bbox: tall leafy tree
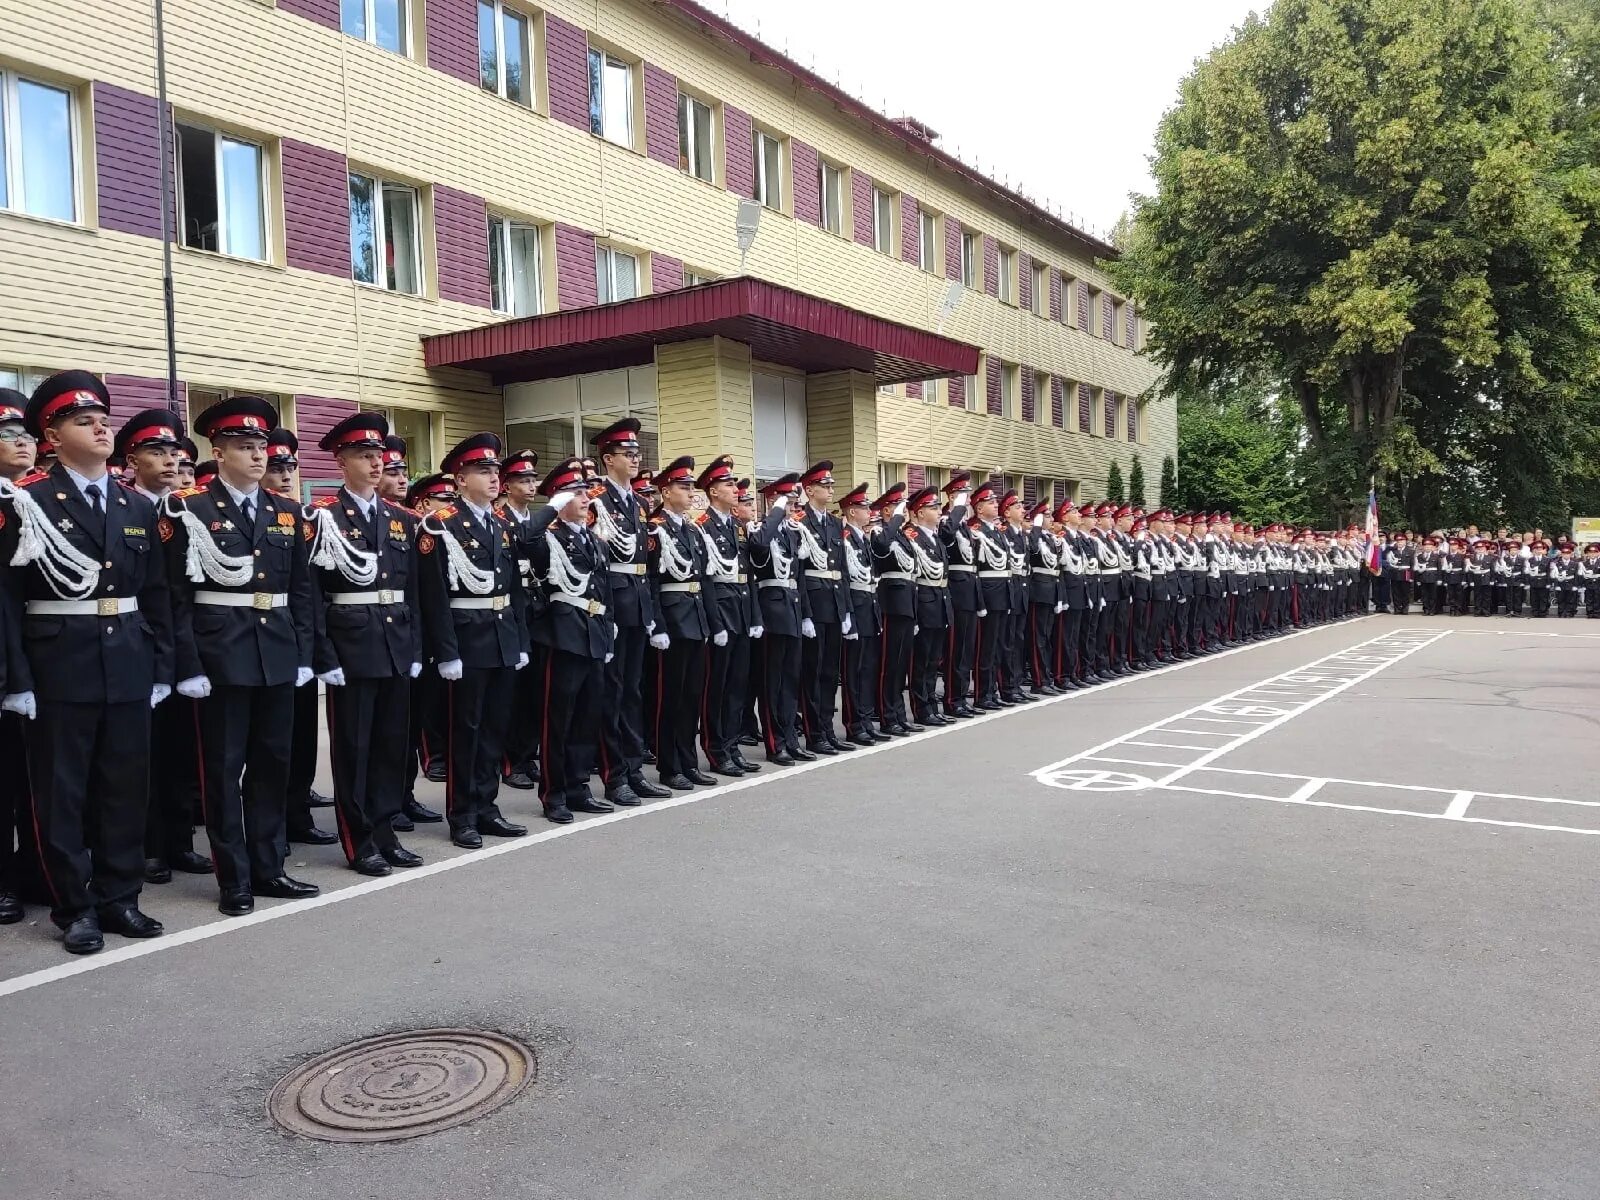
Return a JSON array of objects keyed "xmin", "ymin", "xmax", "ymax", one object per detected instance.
[{"xmin": 1169, "ymin": 376, "xmax": 1316, "ymax": 525}]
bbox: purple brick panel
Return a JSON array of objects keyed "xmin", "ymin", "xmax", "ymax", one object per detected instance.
[
  {"xmin": 282, "ymin": 139, "xmax": 351, "ymax": 277},
  {"xmin": 900, "ymin": 194, "xmax": 919, "ymax": 265},
  {"xmin": 1049, "ymin": 270, "xmax": 1063, "ymax": 321},
  {"xmin": 1076, "ymin": 280, "xmax": 1090, "ymax": 332},
  {"xmin": 434, "ymin": 185, "xmax": 491, "ymax": 307},
  {"xmin": 982, "ymin": 235, "xmax": 998, "ymax": 297},
  {"xmin": 906, "ymin": 464, "xmax": 926, "ymax": 488},
  {"xmin": 294, "ymin": 395, "xmax": 361, "ymax": 486},
  {"xmin": 1053, "ymin": 480, "xmax": 1066, "ymax": 506},
  {"xmin": 905, "ymin": 381, "xmax": 922, "ymax": 399},
  {"xmin": 278, "ymin": 0, "xmax": 340, "ymax": 29},
  {"xmin": 425, "ymin": 0, "xmax": 479, "ymax": 86},
  {"xmin": 790, "ymin": 140, "xmax": 820, "ymax": 225},
  {"xmin": 1077, "ymin": 383, "xmax": 1092, "ymax": 431},
  {"xmin": 1023, "ymin": 476, "xmax": 1038, "ymax": 506},
  {"xmin": 643, "ymin": 63, "xmax": 678, "ymax": 167},
  {"xmin": 545, "ymin": 15, "xmax": 591, "ymax": 130},
  {"xmin": 651, "ymin": 253, "xmax": 683, "ymax": 294},
  {"xmin": 1103, "ymin": 296, "xmax": 1116, "ymax": 340},
  {"xmin": 1017, "ymin": 252, "xmax": 1032, "ymax": 312},
  {"xmin": 851, "ymin": 170, "xmax": 874, "ymax": 247},
  {"xmin": 1104, "ymin": 391, "xmax": 1117, "ymax": 438},
  {"xmin": 555, "ymin": 223, "xmax": 598, "ymax": 309},
  {"xmin": 985, "ymin": 359, "xmax": 1001, "ymax": 416},
  {"xmin": 944, "ymin": 215, "xmax": 962, "ymax": 280},
  {"xmin": 1050, "ymin": 377, "xmax": 1064, "ymax": 428},
  {"xmin": 1020, "ymin": 367, "xmax": 1035, "ymax": 423},
  {"xmin": 107, "ymin": 375, "xmax": 186, "ymax": 425},
  {"xmin": 1126, "ymin": 303, "xmax": 1139, "ymax": 348},
  {"xmin": 93, "ymin": 84, "xmax": 169, "ymax": 239},
  {"xmin": 947, "ymin": 375, "xmax": 965, "ymax": 408},
  {"xmin": 723, "ymin": 105, "xmax": 755, "ymax": 199}
]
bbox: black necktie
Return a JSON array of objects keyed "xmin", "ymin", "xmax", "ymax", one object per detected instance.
[
  {"xmin": 85, "ymin": 483, "xmax": 103, "ymax": 517},
  {"xmin": 242, "ymin": 497, "xmax": 255, "ymax": 528}
]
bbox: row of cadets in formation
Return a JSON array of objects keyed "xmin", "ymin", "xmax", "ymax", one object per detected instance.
[{"xmin": 1379, "ymin": 533, "xmax": 1599, "ymax": 617}]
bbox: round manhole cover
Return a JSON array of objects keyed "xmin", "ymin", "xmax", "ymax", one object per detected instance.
[{"xmin": 268, "ymin": 1029, "xmax": 535, "ymax": 1143}]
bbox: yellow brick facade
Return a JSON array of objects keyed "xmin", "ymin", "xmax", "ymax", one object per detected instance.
[{"xmin": 0, "ymin": 0, "xmax": 1169, "ymax": 494}]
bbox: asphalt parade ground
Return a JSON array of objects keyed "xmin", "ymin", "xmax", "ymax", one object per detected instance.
[{"xmin": 2, "ymin": 614, "xmax": 1597, "ymax": 1199}]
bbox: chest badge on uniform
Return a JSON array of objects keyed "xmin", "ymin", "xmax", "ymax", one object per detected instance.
[
  {"xmin": 418, "ymin": 534, "xmax": 435, "ymax": 555},
  {"xmin": 278, "ymin": 512, "xmax": 294, "ymax": 527},
  {"xmin": 58, "ymin": 517, "xmax": 73, "ymax": 532}
]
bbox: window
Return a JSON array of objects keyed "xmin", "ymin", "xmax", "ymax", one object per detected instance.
[
  {"xmin": 188, "ymin": 388, "xmax": 283, "ymax": 455},
  {"xmin": 1104, "ymin": 389, "xmax": 1117, "ymax": 438},
  {"xmin": 488, "ymin": 214, "xmax": 543, "ymax": 317},
  {"xmin": 918, "ymin": 208, "xmax": 937, "ymax": 273},
  {"xmin": 962, "ymin": 367, "xmax": 979, "ymax": 412},
  {"xmin": 960, "ymin": 230, "xmax": 978, "ymax": 289},
  {"xmin": 176, "ymin": 123, "xmax": 267, "ymax": 261},
  {"xmin": 1128, "ymin": 398, "xmax": 1140, "ymax": 443},
  {"xmin": 0, "ymin": 72, "xmax": 77, "ymax": 222},
  {"xmin": 922, "ymin": 378, "xmax": 940, "ymax": 405},
  {"xmin": 872, "ymin": 186, "xmax": 894, "ymax": 255},
  {"xmin": 594, "ymin": 245, "xmax": 638, "ymax": 303},
  {"xmin": 1086, "ymin": 288, "xmax": 1101, "ymax": 336},
  {"xmin": 678, "ymin": 92, "xmax": 714, "ymax": 182},
  {"xmin": 341, "ymin": 0, "xmax": 409, "ymax": 55},
  {"xmin": 378, "ymin": 406, "xmax": 437, "ymax": 477},
  {"xmin": 683, "ymin": 267, "xmax": 717, "ymax": 286},
  {"xmin": 1034, "ymin": 371, "xmax": 1050, "ymax": 425},
  {"xmin": 478, "ymin": 1, "xmax": 532, "ymax": 106},
  {"xmin": 753, "ymin": 130, "xmax": 783, "ymax": 212},
  {"xmin": 1031, "ymin": 264, "xmax": 1047, "ymax": 316},
  {"xmin": 1061, "ymin": 275, "xmax": 1075, "ymax": 325},
  {"xmin": 588, "ymin": 48, "xmax": 634, "ymax": 148},
  {"xmin": 0, "ymin": 365, "xmax": 50, "ymax": 396},
  {"xmin": 998, "ymin": 247, "xmax": 1016, "ymax": 304},
  {"xmin": 818, "ymin": 160, "xmax": 843, "ymax": 235},
  {"xmin": 349, "ymin": 172, "xmax": 422, "ymax": 295},
  {"xmin": 1001, "ymin": 363, "xmax": 1018, "ymax": 419}
]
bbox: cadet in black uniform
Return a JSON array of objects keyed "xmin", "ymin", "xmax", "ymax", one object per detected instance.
[
  {"xmin": 838, "ymin": 482, "xmax": 884, "ymax": 743},
  {"xmin": 1552, "ymin": 541, "xmax": 1581, "ymax": 617},
  {"xmin": 0, "ymin": 373, "xmax": 174, "ymax": 952},
  {"xmin": 748, "ymin": 474, "xmax": 812, "ymax": 763},
  {"xmin": 937, "ymin": 473, "xmax": 978, "ymax": 718},
  {"xmin": 400, "ymin": 474, "xmax": 455, "ymax": 824},
  {"xmin": 1384, "ymin": 533, "xmax": 1416, "ymax": 614},
  {"xmin": 870, "ymin": 483, "xmax": 917, "ymax": 734},
  {"xmin": 1527, "ymin": 539, "xmax": 1552, "ymax": 617},
  {"xmin": 905, "ymin": 487, "xmax": 953, "ymax": 725},
  {"xmin": 1024, "ymin": 499, "xmax": 1061, "ymax": 694},
  {"xmin": 696, "ymin": 456, "xmax": 761, "ymax": 776},
  {"xmin": 0, "ymin": 390, "xmax": 36, "ymax": 924},
  {"xmin": 967, "ymin": 481, "xmax": 1012, "ymax": 707},
  {"xmin": 379, "ymin": 434, "xmax": 409, "ymax": 504},
  {"xmin": 164, "ymin": 395, "xmax": 317, "ymax": 916},
  {"xmin": 417, "ymin": 433, "xmax": 530, "ymax": 847},
  {"xmin": 496, "ymin": 450, "xmax": 543, "ymax": 793},
  {"xmin": 795, "ymin": 461, "xmax": 853, "ymax": 755},
  {"xmin": 309, "ymin": 413, "xmax": 425, "ymax": 875}
]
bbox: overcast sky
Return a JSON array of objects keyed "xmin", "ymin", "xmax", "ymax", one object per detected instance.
[{"xmin": 717, "ymin": 0, "xmax": 1263, "ymax": 239}]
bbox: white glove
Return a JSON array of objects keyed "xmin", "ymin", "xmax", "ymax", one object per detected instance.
[
  {"xmin": 515, "ymin": 652, "xmax": 529, "ymax": 671},
  {"xmin": 913, "ymin": 625, "xmax": 920, "ymax": 636},
  {"xmin": 317, "ymin": 668, "xmax": 346, "ymax": 687},
  {"xmin": 149, "ymin": 683, "xmax": 172, "ymax": 709},
  {"xmin": 1099, "ymin": 597, "xmax": 1108, "ymax": 610},
  {"xmin": 772, "ymin": 494, "xmax": 789, "ymax": 511},
  {"xmin": 978, "ymin": 609, "xmax": 987, "ymax": 618},
  {"xmin": 176, "ymin": 675, "xmax": 212, "ymax": 699},
  {"xmin": 410, "ymin": 661, "xmax": 422, "ymax": 678},
  {"xmin": 800, "ymin": 618, "xmax": 817, "ymax": 639},
  {"xmin": 713, "ymin": 630, "xmax": 729, "ymax": 647},
  {"xmin": 1032, "ymin": 514, "xmax": 1045, "ymax": 528},
  {"xmin": 604, "ymin": 652, "xmax": 614, "ymax": 664},
  {"xmin": 1055, "ymin": 601, "xmax": 1065, "ymax": 614},
  {"xmin": 841, "ymin": 612, "xmax": 853, "ymax": 636},
  {"xmin": 844, "ymin": 630, "xmax": 859, "ymax": 641},
  {"xmin": 546, "ymin": 489, "xmax": 579, "ymax": 511},
  {"xmin": 649, "ymin": 633, "xmax": 670, "ymax": 651},
  {"xmin": 295, "ymin": 666, "xmax": 314, "ymax": 688},
  {"xmin": 438, "ymin": 659, "xmax": 464, "ymax": 681},
  {"xmin": 2, "ymin": 692, "xmax": 36, "ymax": 720},
  {"xmin": 892, "ymin": 500, "xmax": 907, "ymax": 518},
  {"xmin": 748, "ymin": 625, "xmax": 764, "ymax": 639},
  {"xmin": 954, "ymin": 491, "xmax": 970, "ymax": 508}
]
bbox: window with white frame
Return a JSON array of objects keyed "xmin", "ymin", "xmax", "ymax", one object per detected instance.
[
  {"xmin": 348, "ymin": 172, "xmax": 422, "ymax": 295},
  {"xmin": 918, "ymin": 208, "xmax": 937, "ymax": 273},
  {"xmin": 683, "ymin": 267, "xmax": 717, "ymax": 286},
  {"xmin": 488, "ymin": 214, "xmax": 543, "ymax": 317},
  {"xmin": 872, "ymin": 186, "xmax": 894, "ymax": 255},
  {"xmin": 1001, "ymin": 362, "xmax": 1018, "ymax": 418},
  {"xmin": 960, "ymin": 230, "xmax": 978, "ymax": 289},
  {"xmin": 998, "ymin": 247, "xmax": 1016, "ymax": 304},
  {"xmin": 962, "ymin": 365, "xmax": 979, "ymax": 411},
  {"xmin": 678, "ymin": 92, "xmax": 714, "ymax": 182},
  {"xmin": 594, "ymin": 245, "xmax": 638, "ymax": 304},
  {"xmin": 922, "ymin": 378, "xmax": 940, "ymax": 404},
  {"xmin": 1031, "ymin": 263, "xmax": 1047, "ymax": 316},
  {"xmin": 753, "ymin": 129, "xmax": 783, "ymax": 212},
  {"xmin": 478, "ymin": 1, "xmax": 532, "ymax": 106},
  {"xmin": 0, "ymin": 72, "xmax": 77, "ymax": 223},
  {"xmin": 176, "ymin": 123, "xmax": 267, "ymax": 261},
  {"xmin": 341, "ymin": 0, "xmax": 409, "ymax": 55},
  {"xmin": 588, "ymin": 48, "xmax": 634, "ymax": 148},
  {"xmin": 0, "ymin": 365, "xmax": 50, "ymax": 397},
  {"xmin": 818, "ymin": 160, "xmax": 843, "ymax": 235},
  {"xmin": 1034, "ymin": 371, "xmax": 1050, "ymax": 424}
]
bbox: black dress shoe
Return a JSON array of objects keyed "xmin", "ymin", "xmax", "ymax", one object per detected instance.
[
  {"xmin": 381, "ymin": 845, "xmax": 424, "ymax": 869},
  {"xmin": 351, "ymin": 854, "xmax": 392, "ymax": 877},
  {"xmin": 218, "ymin": 891, "xmax": 254, "ymax": 917},
  {"xmin": 144, "ymin": 857, "xmax": 173, "ymax": 885},
  {"xmin": 404, "ymin": 796, "xmax": 443, "ymax": 822},
  {"xmin": 869, "ymin": 727, "xmax": 893, "ymax": 741},
  {"xmin": 876, "ymin": 724, "xmax": 901, "ymax": 738},
  {"xmin": 569, "ymin": 794, "xmax": 614, "ymax": 814},
  {"xmin": 62, "ymin": 914, "xmax": 104, "ymax": 955},
  {"xmin": 826, "ymin": 734, "xmax": 856, "ymax": 752},
  {"xmin": 920, "ymin": 713, "xmax": 951, "ymax": 727},
  {"xmin": 500, "ymin": 770, "xmax": 537, "ymax": 790},
  {"xmin": 0, "ymin": 892, "xmax": 21, "ymax": 924},
  {"xmin": 308, "ymin": 789, "xmax": 334, "ymax": 808},
  {"xmin": 708, "ymin": 759, "xmax": 746, "ymax": 777},
  {"xmin": 789, "ymin": 745, "xmax": 818, "ymax": 762},
  {"xmin": 738, "ymin": 733, "xmax": 761, "ymax": 747},
  {"xmin": 684, "ymin": 768, "xmax": 718, "ymax": 787},
  {"xmin": 542, "ymin": 806, "xmax": 573, "ymax": 825},
  {"xmin": 630, "ymin": 775, "xmax": 673, "ymax": 799},
  {"xmin": 805, "ymin": 740, "xmax": 838, "ymax": 756},
  {"xmin": 955, "ymin": 705, "xmax": 979, "ymax": 718},
  {"xmin": 660, "ymin": 774, "xmax": 696, "ymax": 791},
  {"xmin": 98, "ymin": 903, "xmax": 163, "ymax": 938},
  {"xmin": 641, "ymin": 749, "xmax": 657, "ymax": 765},
  {"xmin": 605, "ymin": 784, "xmax": 643, "ymax": 806},
  {"xmin": 847, "ymin": 732, "xmax": 876, "ymax": 746},
  {"xmin": 392, "ymin": 811, "xmax": 415, "ymax": 832},
  {"xmin": 424, "ymin": 760, "xmax": 447, "ymax": 783},
  {"xmin": 767, "ymin": 751, "xmax": 795, "ymax": 766},
  {"xmin": 287, "ymin": 824, "xmax": 339, "ymax": 846},
  {"xmin": 976, "ymin": 699, "xmax": 1003, "ymax": 712},
  {"xmin": 452, "ymin": 827, "xmax": 485, "ymax": 848},
  {"xmin": 479, "ymin": 815, "xmax": 529, "ymax": 836},
  {"xmin": 730, "ymin": 752, "xmax": 761, "ymax": 772},
  {"xmin": 172, "ymin": 849, "xmax": 213, "ymax": 874},
  {"xmin": 254, "ymin": 874, "xmax": 320, "ymax": 899}
]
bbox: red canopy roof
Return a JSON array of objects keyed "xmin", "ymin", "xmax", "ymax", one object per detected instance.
[{"xmin": 422, "ymin": 278, "xmax": 981, "ymax": 385}]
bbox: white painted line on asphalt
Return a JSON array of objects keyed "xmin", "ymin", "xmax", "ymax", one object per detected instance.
[
  {"xmin": 1454, "ymin": 629, "xmax": 1600, "ymax": 639},
  {"xmin": 1443, "ymin": 792, "xmax": 1474, "ymax": 820},
  {"xmin": 1285, "ymin": 778, "xmax": 1326, "ymax": 804},
  {"xmin": 0, "ymin": 618, "xmax": 1356, "ymax": 1001},
  {"xmin": 1123, "ymin": 740, "xmax": 1218, "ymax": 751}
]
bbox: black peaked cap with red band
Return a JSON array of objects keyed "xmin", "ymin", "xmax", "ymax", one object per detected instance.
[
  {"xmin": 193, "ymin": 460, "xmax": 219, "ymax": 489},
  {"xmin": 839, "ymin": 482, "xmax": 872, "ymax": 509},
  {"xmin": 1001, "ymin": 491, "xmax": 1021, "ymax": 512},
  {"xmin": 592, "ymin": 417, "xmax": 641, "ymax": 453},
  {"xmin": 1027, "ymin": 499, "xmax": 1051, "ymax": 522},
  {"xmin": 0, "ymin": 388, "xmax": 28, "ymax": 425},
  {"xmin": 267, "ymin": 427, "xmax": 300, "ymax": 456},
  {"xmin": 319, "ymin": 412, "xmax": 388, "ymax": 454},
  {"xmin": 800, "ymin": 460, "xmax": 835, "ymax": 488},
  {"xmin": 633, "ymin": 469, "xmax": 658, "ymax": 496},
  {"xmin": 442, "ymin": 431, "xmax": 503, "ymax": 476},
  {"xmin": 760, "ymin": 472, "xmax": 802, "ymax": 500},
  {"xmin": 26, "ymin": 370, "xmax": 111, "ymax": 438},
  {"xmin": 909, "ymin": 486, "xmax": 940, "ymax": 512},
  {"xmin": 658, "ymin": 455, "xmax": 695, "ymax": 486},
  {"xmin": 872, "ymin": 481, "xmax": 907, "ymax": 510},
  {"xmin": 941, "ymin": 471, "xmax": 973, "ymax": 496},
  {"xmin": 382, "ymin": 433, "xmax": 409, "ymax": 469},
  {"xmin": 407, "ymin": 473, "xmax": 456, "ymax": 508},
  {"xmin": 538, "ymin": 456, "xmax": 586, "ymax": 498},
  {"xmin": 735, "ymin": 478, "xmax": 754, "ymax": 503},
  {"xmin": 178, "ymin": 437, "xmax": 199, "ymax": 466},
  {"xmin": 969, "ymin": 480, "xmax": 999, "ymax": 505},
  {"xmin": 195, "ymin": 394, "xmax": 279, "ymax": 442},
  {"xmin": 696, "ymin": 454, "xmax": 736, "ymax": 492},
  {"xmin": 502, "ymin": 449, "xmax": 539, "ymax": 479},
  {"xmin": 113, "ymin": 408, "xmax": 185, "ymax": 458}
]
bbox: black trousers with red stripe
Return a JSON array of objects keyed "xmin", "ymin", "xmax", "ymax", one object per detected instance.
[
  {"xmin": 445, "ymin": 666, "xmax": 514, "ymax": 836},
  {"xmin": 196, "ymin": 683, "xmax": 292, "ymax": 893},
  {"xmin": 760, "ymin": 634, "xmax": 803, "ymax": 754},
  {"xmin": 600, "ymin": 624, "xmax": 647, "ymax": 787},
  {"xmin": 702, "ymin": 628, "xmax": 751, "ymax": 765},
  {"xmin": 841, "ymin": 630, "xmax": 879, "ymax": 735},
  {"xmin": 0, "ymin": 712, "xmax": 43, "ymax": 903},
  {"xmin": 538, "ymin": 648, "xmax": 604, "ymax": 811},
  {"xmin": 146, "ymin": 696, "xmax": 201, "ymax": 862},
  {"xmin": 878, "ymin": 616, "xmax": 914, "ymax": 726},
  {"xmin": 910, "ymin": 623, "xmax": 946, "ymax": 722},
  {"xmin": 1028, "ymin": 602, "xmax": 1056, "ymax": 689},
  {"xmin": 945, "ymin": 608, "xmax": 977, "ymax": 710},
  {"xmin": 975, "ymin": 608, "xmax": 1006, "ymax": 702},
  {"xmin": 504, "ymin": 642, "xmax": 544, "ymax": 778},
  {"xmin": 287, "ymin": 680, "xmax": 320, "ymax": 833},
  {"xmin": 1055, "ymin": 607, "xmax": 1084, "ymax": 684},
  {"xmin": 800, "ymin": 618, "xmax": 843, "ymax": 743},
  {"xmin": 655, "ymin": 635, "xmax": 708, "ymax": 778},
  {"xmin": 326, "ymin": 674, "xmax": 408, "ymax": 862}
]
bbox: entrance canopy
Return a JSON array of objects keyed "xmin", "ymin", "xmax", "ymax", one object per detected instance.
[{"xmin": 423, "ymin": 278, "xmax": 981, "ymax": 385}]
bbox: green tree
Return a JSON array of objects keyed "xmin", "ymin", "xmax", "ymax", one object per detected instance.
[
  {"xmin": 1114, "ymin": 0, "xmax": 1600, "ymax": 522},
  {"xmin": 1170, "ymin": 375, "xmax": 1317, "ymax": 526},
  {"xmin": 1159, "ymin": 456, "xmax": 1178, "ymax": 506},
  {"xmin": 1127, "ymin": 454, "xmax": 1147, "ymax": 506},
  {"xmin": 1106, "ymin": 460, "xmax": 1125, "ymax": 503}
]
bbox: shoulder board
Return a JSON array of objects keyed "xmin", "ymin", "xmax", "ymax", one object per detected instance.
[
  {"xmin": 115, "ymin": 477, "xmax": 139, "ymax": 490},
  {"xmin": 175, "ymin": 486, "xmax": 205, "ymax": 499},
  {"xmin": 695, "ymin": 511, "xmax": 710, "ymax": 526},
  {"xmin": 15, "ymin": 470, "xmax": 49, "ymax": 489},
  {"xmin": 433, "ymin": 505, "xmax": 457, "ymax": 521},
  {"xmin": 382, "ymin": 499, "xmax": 411, "ymax": 514},
  {"xmin": 312, "ymin": 495, "xmax": 338, "ymax": 509},
  {"xmin": 650, "ymin": 514, "xmax": 666, "ymax": 526}
]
